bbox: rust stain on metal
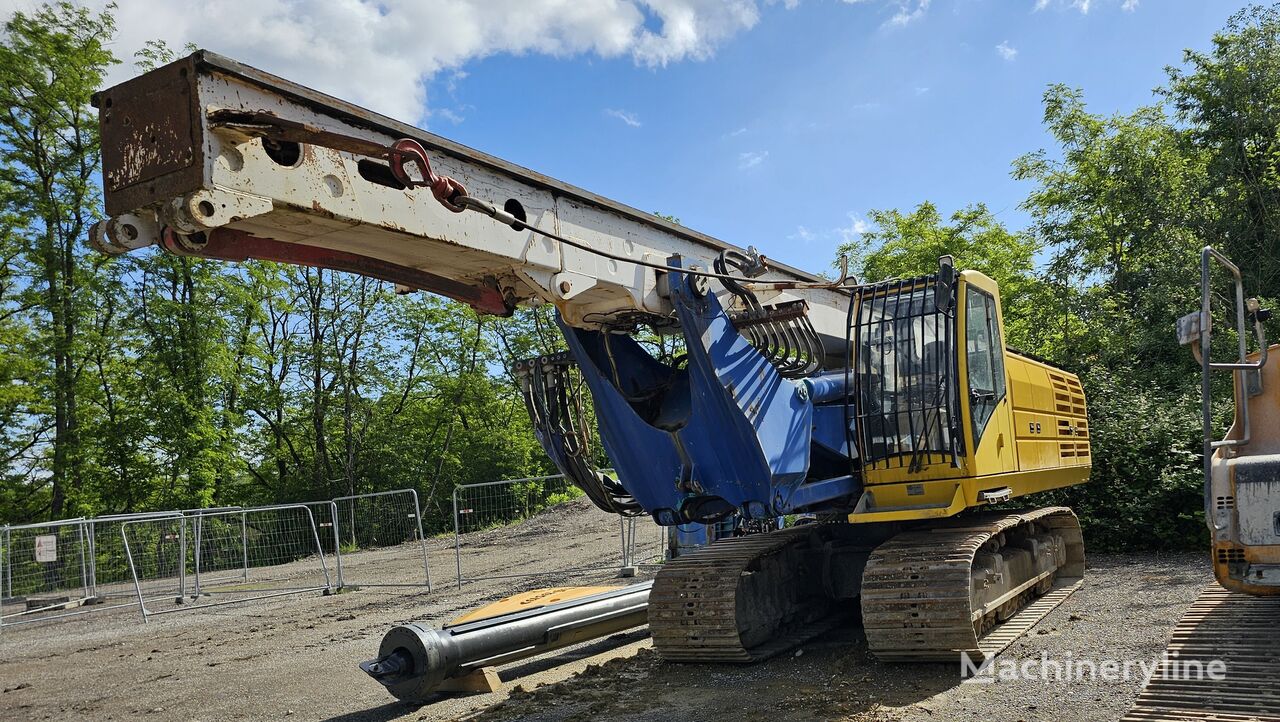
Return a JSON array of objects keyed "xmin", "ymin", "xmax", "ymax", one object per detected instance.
[
  {"xmin": 100, "ymin": 65, "xmax": 195, "ymax": 191},
  {"xmin": 308, "ymin": 200, "xmax": 339, "ymax": 221},
  {"xmin": 95, "ymin": 58, "xmax": 204, "ymax": 216}
]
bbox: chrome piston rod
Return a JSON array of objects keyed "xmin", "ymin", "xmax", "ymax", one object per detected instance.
[{"xmin": 360, "ymin": 581, "xmax": 653, "ymax": 701}]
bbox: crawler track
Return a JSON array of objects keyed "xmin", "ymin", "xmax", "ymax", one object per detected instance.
[
  {"xmin": 862, "ymin": 507, "xmax": 1085, "ymax": 661},
  {"xmin": 1122, "ymin": 585, "xmax": 1280, "ymax": 722},
  {"xmin": 650, "ymin": 507, "xmax": 1086, "ymax": 665},
  {"xmin": 648, "ymin": 526, "xmax": 841, "ymax": 662}
]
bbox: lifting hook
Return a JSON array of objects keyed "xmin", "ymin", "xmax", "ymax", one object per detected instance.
[{"xmin": 387, "ymin": 138, "xmax": 468, "ymax": 213}]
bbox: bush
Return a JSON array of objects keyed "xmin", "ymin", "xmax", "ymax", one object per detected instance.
[{"xmin": 1042, "ymin": 369, "xmax": 1209, "ymax": 551}]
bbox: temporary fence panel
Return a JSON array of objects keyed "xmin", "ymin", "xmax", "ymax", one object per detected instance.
[
  {"xmin": 188, "ymin": 509, "xmax": 250, "ymax": 595},
  {"xmin": 331, "ymin": 490, "xmax": 431, "ymax": 590},
  {"xmin": 118, "ymin": 515, "xmax": 188, "ymax": 619},
  {"xmin": 88, "ymin": 512, "xmax": 186, "ymax": 601},
  {"xmin": 124, "ymin": 504, "xmax": 331, "ymax": 620},
  {"xmin": 200, "ymin": 505, "xmax": 331, "ymax": 594},
  {"xmin": 623, "ymin": 516, "xmax": 669, "ymax": 568},
  {"xmin": 0, "ymin": 518, "xmax": 93, "ymax": 626},
  {"xmin": 452, "ymin": 474, "xmax": 631, "ymax": 587},
  {"xmin": 85, "ymin": 512, "xmax": 187, "ymax": 618}
]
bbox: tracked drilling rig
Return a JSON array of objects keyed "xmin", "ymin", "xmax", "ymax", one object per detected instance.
[{"xmin": 92, "ymin": 52, "xmax": 1091, "ymax": 698}]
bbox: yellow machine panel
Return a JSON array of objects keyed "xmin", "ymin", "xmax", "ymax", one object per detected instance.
[{"xmin": 1009, "ymin": 356, "xmax": 1090, "ymax": 471}]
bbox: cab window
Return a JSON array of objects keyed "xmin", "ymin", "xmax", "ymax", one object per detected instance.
[{"xmin": 965, "ymin": 286, "xmax": 1005, "ymax": 445}]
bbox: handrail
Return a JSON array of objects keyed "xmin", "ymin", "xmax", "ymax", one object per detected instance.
[{"xmin": 1195, "ymin": 246, "xmax": 1271, "ymax": 532}]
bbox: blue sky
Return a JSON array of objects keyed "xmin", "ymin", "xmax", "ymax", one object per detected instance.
[{"xmin": 417, "ymin": 1, "xmax": 1250, "ymax": 274}]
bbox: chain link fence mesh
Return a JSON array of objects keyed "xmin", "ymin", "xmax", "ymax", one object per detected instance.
[
  {"xmin": 332, "ymin": 490, "xmax": 431, "ymax": 589},
  {"xmin": 453, "ymin": 474, "xmax": 638, "ymax": 586},
  {"xmin": 1, "ymin": 519, "xmax": 93, "ymax": 625}
]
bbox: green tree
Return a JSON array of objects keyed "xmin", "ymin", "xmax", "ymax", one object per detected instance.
[
  {"xmin": 1012, "ymin": 87, "xmax": 1215, "ymax": 549},
  {"xmin": 0, "ymin": 2, "xmax": 117, "ymax": 518},
  {"xmin": 835, "ymin": 201, "xmax": 1052, "ymax": 353},
  {"xmin": 1013, "ymin": 85, "xmax": 1210, "ymax": 382},
  {"xmin": 1167, "ymin": 4, "xmax": 1280, "ymax": 299}
]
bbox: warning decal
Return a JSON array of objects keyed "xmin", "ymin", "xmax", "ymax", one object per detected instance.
[{"xmin": 34, "ymin": 534, "xmax": 57, "ymax": 563}]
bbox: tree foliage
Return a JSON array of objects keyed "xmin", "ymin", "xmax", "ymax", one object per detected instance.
[
  {"xmin": 835, "ymin": 201, "xmax": 1052, "ymax": 353},
  {"xmin": 1167, "ymin": 3, "xmax": 1280, "ymax": 299},
  {"xmin": 0, "ymin": 2, "xmax": 116, "ymax": 518}
]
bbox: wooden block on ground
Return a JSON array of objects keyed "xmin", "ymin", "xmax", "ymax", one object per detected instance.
[
  {"xmin": 438, "ymin": 667, "xmax": 502, "ymax": 694},
  {"xmin": 25, "ymin": 596, "xmax": 81, "ymax": 612}
]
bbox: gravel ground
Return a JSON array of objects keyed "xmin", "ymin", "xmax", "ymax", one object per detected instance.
[
  {"xmin": 471, "ymin": 552, "xmax": 1210, "ymax": 722},
  {"xmin": 0, "ymin": 500, "xmax": 1211, "ymax": 722}
]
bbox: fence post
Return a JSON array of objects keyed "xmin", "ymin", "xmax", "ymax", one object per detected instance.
[
  {"xmin": 452, "ymin": 486, "xmax": 464, "ymax": 589},
  {"xmin": 241, "ymin": 512, "xmax": 249, "ymax": 582},
  {"xmin": 192, "ymin": 513, "xmax": 203, "ymax": 597},
  {"xmin": 409, "ymin": 490, "xmax": 432, "ymax": 592},
  {"xmin": 87, "ymin": 519, "xmax": 97, "ymax": 598},
  {"xmin": 619, "ymin": 517, "xmax": 627, "ymax": 567},
  {"xmin": 177, "ymin": 516, "xmax": 187, "ymax": 603},
  {"xmin": 77, "ymin": 521, "xmax": 90, "ymax": 601},
  {"xmin": 330, "ymin": 501, "xmax": 343, "ymax": 589}
]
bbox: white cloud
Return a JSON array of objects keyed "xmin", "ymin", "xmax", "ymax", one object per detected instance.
[
  {"xmin": 738, "ymin": 150, "xmax": 769, "ymax": 169},
  {"xmin": 1034, "ymin": 0, "xmax": 1134, "ymax": 13},
  {"xmin": 0, "ymin": 0, "xmax": 794, "ymax": 124},
  {"xmin": 837, "ymin": 213, "xmax": 871, "ymax": 244},
  {"xmin": 434, "ymin": 107, "xmax": 466, "ymax": 125},
  {"xmin": 789, "ymin": 225, "xmax": 818, "ymax": 243},
  {"xmin": 886, "ymin": 0, "xmax": 931, "ymax": 27},
  {"xmin": 792, "ymin": 213, "xmax": 871, "ymax": 247},
  {"xmin": 604, "ymin": 108, "xmax": 642, "ymax": 127},
  {"xmin": 995, "ymin": 40, "xmax": 1018, "ymax": 61},
  {"xmin": 836, "ymin": 0, "xmax": 931, "ymax": 28},
  {"xmin": 443, "ymin": 70, "xmax": 469, "ymax": 95},
  {"xmin": 727, "ymin": 126, "xmax": 749, "ymax": 137},
  {"xmin": 915, "ymin": 86, "xmax": 930, "ymax": 95}
]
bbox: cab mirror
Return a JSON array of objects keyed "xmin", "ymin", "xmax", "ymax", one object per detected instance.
[{"xmin": 935, "ymin": 255, "xmax": 956, "ymax": 313}]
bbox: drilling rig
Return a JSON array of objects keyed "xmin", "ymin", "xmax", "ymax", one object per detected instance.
[{"xmin": 91, "ymin": 51, "xmax": 1091, "ymax": 699}]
